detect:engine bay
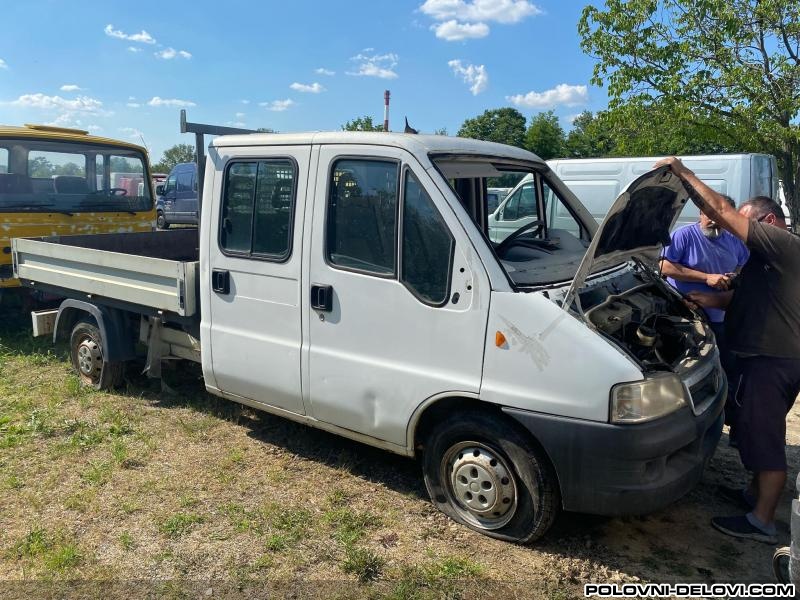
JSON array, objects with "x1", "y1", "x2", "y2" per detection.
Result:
[{"x1": 580, "y1": 272, "x2": 709, "y2": 371}]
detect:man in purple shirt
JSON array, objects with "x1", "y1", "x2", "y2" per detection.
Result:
[{"x1": 660, "y1": 198, "x2": 749, "y2": 426}]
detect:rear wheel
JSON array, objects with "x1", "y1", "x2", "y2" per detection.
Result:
[
  {"x1": 69, "y1": 321, "x2": 123, "y2": 391},
  {"x1": 157, "y1": 211, "x2": 169, "y2": 229},
  {"x1": 422, "y1": 411, "x2": 559, "y2": 544}
]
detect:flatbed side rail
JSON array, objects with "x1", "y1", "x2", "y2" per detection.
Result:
[{"x1": 12, "y1": 237, "x2": 198, "y2": 316}]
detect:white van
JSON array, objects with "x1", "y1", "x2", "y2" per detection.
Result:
[
  {"x1": 490, "y1": 153, "x2": 781, "y2": 242},
  {"x1": 16, "y1": 133, "x2": 725, "y2": 544}
]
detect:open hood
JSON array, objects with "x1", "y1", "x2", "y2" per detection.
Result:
[{"x1": 562, "y1": 166, "x2": 690, "y2": 311}]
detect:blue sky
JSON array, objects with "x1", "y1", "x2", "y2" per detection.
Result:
[{"x1": 0, "y1": 0, "x2": 607, "y2": 162}]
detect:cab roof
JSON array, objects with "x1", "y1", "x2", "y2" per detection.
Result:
[
  {"x1": 0, "y1": 124, "x2": 149, "y2": 154},
  {"x1": 211, "y1": 131, "x2": 545, "y2": 165}
]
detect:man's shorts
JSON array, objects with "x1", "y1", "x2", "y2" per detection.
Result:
[{"x1": 734, "y1": 356, "x2": 800, "y2": 471}]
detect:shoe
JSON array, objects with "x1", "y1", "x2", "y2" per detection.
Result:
[
  {"x1": 717, "y1": 486, "x2": 756, "y2": 511},
  {"x1": 711, "y1": 515, "x2": 777, "y2": 544}
]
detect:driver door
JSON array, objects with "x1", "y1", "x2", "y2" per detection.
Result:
[{"x1": 488, "y1": 180, "x2": 537, "y2": 242}]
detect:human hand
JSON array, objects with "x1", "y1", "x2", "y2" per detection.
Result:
[
  {"x1": 654, "y1": 156, "x2": 691, "y2": 179},
  {"x1": 705, "y1": 273, "x2": 731, "y2": 290}
]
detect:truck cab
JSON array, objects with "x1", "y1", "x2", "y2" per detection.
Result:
[
  {"x1": 15, "y1": 132, "x2": 725, "y2": 544},
  {"x1": 156, "y1": 162, "x2": 198, "y2": 228}
]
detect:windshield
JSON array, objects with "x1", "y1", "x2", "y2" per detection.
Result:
[
  {"x1": 0, "y1": 138, "x2": 152, "y2": 213},
  {"x1": 432, "y1": 156, "x2": 593, "y2": 286}
]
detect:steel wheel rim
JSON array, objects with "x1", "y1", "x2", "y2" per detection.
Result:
[
  {"x1": 441, "y1": 441, "x2": 518, "y2": 530},
  {"x1": 76, "y1": 336, "x2": 103, "y2": 383}
]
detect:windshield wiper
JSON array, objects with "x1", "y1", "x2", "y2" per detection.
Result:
[{"x1": 0, "y1": 203, "x2": 73, "y2": 216}]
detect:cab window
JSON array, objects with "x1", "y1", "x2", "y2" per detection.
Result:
[
  {"x1": 543, "y1": 181, "x2": 583, "y2": 239},
  {"x1": 502, "y1": 182, "x2": 536, "y2": 221},
  {"x1": 326, "y1": 159, "x2": 399, "y2": 276},
  {"x1": 177, "y1": 169, "x2": 193, "y2": 193}
]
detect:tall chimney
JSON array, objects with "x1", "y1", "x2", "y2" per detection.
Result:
[{"x1": 383, "y1": 90, "x2": 390, "y2": 132}]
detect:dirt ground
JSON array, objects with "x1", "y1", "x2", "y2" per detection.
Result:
[{"x1": 0, "y1": 306, "x2": 797, "y2": 599}]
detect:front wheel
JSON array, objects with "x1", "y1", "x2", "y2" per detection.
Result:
[
  {"x1": 156, "y1": 211, "x2": 169, "y2": 229},
  {"x1": 69, "y1": 321, "x2": 124, "y2": 391},
  {"x1": 422, "y1": 411, "x2": 559, "y2": 544},
  {"x1": 773, "y1": 546, "x2": 791, "y2": 583}
]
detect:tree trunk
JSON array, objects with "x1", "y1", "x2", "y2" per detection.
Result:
[{"x1": 776, "y1": 145, "x2": 799, "y2": 228}]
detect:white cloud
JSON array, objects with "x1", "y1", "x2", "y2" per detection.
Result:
[
  {"x1": 260, "y1": 99, "x2": 294, "y2": 112},
  {"x1": 226, "y1": 121, "x2": 247, "y2": 128},
  {"x1": 433, "y1": 20, "x2": 489, "y2": 41},
  {"x1": 420, "y1": 0, "x2": 542, "y2": 24},
  {"x1": 127, "y1": 102, "x2": 141, "y2": 108},
  {"x1": 60, "y1": 84, "x2": 82, "y2": 92},
  {"x1": 9, "y1": 93, "x2": 105, "y2": 114},
  {"x1": 155, "y1": 47, "x2": 192, "y2": 60},
  {"x1": 119, "y1": 126, "x2": 144, "y2": 140},
  {"x1": 147, "y1": 96, "x2": 196, "y2": 107},
  {"x1": 315, "y1": 67, "x2": 335, "y2": 76},
  {"x1": 235, "y1": 112, "x2": 246, "y2": 118},
  {"x1": 0, "y1": 58, "x2": 8, "y2": 70},
  {"x1": 87, "y1": 125, "x2": 102, "y2": 133},
  {"x1": 506, "y1": 84, "x2": 588, "y2": 108},
  {"x1": 104, "y1": 24, "x2": 156, "y2": 44},
  {"x1": 290, "y1": 82, "x2": 325, "y2": 93},
  {"x1": 448, "y1": 60, "x2": 488, "y2": 95},
  {"x1": 347, "y1": 51, "x2": 399, "y2": 79},
  {"x1": 127, "y1": 46, "x2": 141, "y2": 53},
  {"x1": 240, "y1": 99, "x2": 251, "y2": 105}
]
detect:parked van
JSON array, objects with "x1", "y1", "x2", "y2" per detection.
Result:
[
  {"x1": 0, "y1": 124, "x2": 155, "y2": 293},
  {"x1": 16, "y1": 132, "x2": 724, "y2": 544},
  {"x1": 156, "y1": 162, "x2": 198, "y2": 228},
  {"x1": 489, "y1": 153, "x2": 781, "y2": 242}
]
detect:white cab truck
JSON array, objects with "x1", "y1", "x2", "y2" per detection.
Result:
[
  {"x1": 489, "y1": 153, "x2": 783, "y2": 242},
  {"x1": 13, "y1": 132, "x2": 725, "y2": 543}
]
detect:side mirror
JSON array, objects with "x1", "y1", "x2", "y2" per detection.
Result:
[{"x1": 156, "y1": 184, "x2": 165, "y2": 196}]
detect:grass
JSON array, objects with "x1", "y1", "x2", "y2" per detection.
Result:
[
  {"x1": 11, "y1": 527, "x2": 82, "y2": 573},
  {"x1": 342, "y1": 545, "x2": 385, "y2": 583},
  {"x1": 159, "y1": 512, "x2": 205, "y2": 538}
]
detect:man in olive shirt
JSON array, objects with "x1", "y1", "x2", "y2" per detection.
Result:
[{"x1": 656, "y1": 157, "x2": 800, "y2": 544}]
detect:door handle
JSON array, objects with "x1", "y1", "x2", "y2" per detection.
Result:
[
  {"x1": 212, "y1": 269, "x2": 230, "y2": 294},
  {"x1": 310, "y1": 284, "x2": 333, "y2": 312}
]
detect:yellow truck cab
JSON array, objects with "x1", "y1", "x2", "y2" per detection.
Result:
[{"x1": 0, "y1": 124, "x2": 155, "y2": 292}]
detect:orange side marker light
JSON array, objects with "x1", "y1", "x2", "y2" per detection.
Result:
[{"x1": 495, "y1": 331, "x2": 507, "y2": 348}]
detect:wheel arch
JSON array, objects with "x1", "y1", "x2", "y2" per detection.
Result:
[
  {"x1": 54, "y1": 299, "x2": 137, "y2": 362},
  {"x1": 408, "y1": 393, "x2": 564, "y2": 504}
]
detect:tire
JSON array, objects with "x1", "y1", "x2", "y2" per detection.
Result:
[
  {"x1": 157, "y1": 211, "x2": 169, "y2": 229},
  {"x1": 773, "y1": 546, "x2": 791, "y2": 583},
  {"x1": 422, "y1": 410, "x2": 559, "y2": 544},
  {"x1": 69, "y1": 320, "x2": 124, "y2": 391}
]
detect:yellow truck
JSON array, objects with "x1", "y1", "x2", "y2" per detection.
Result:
[{"x1": 0, "y1": 124, "x2": 156, "y2": 297}]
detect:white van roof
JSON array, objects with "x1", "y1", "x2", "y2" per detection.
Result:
[{"x1": 212, "y1": 132, "x2": 546, "y2": 165}]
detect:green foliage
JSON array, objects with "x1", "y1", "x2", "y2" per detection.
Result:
[
  {"x1": 341, "y1": 116, "x2": 384, "y2": 132},
  {"x1": 152, "y1": 144, "x2": 195, "y2": 173},
  {"x1": 579, "y1": 0, "x2": 800, "y2": 222},
  {"x1": 342, "y1": 545, "x2": 384, "y2": 583},
  {"x1": 457, "y1": 108, "x2": 527, "y2": 149},
  {"x1": 159, "y1": 512, "x2": 204, "y2": 537},
  {"x1": 524, "y1": 110, "x2": 565, "y2": 160}
]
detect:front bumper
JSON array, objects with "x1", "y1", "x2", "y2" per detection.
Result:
[{"x1": 503, "y1": 376, "x2": 725, "y2": 515}]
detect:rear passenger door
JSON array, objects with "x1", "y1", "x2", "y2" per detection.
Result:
[
  {"x1": 206, "y1": 146, "x2": 310, "y2": 415},
  {"x1": 304, "y1": 145, "x2": 487, "y2": 446}
]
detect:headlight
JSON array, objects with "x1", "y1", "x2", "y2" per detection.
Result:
[{"x1": 610, "y1": 373, "x2": 688, "y2": 424}]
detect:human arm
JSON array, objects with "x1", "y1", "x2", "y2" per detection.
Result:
[
  {"x1": 686, "y1": 290, "x2": 734, "y2": 309},
  {"x1": 654, "y1": 157, "x2": 751, "y2": 242},
  {"x1": 659, "y1": 259, "x2": 731, "y2": 289}
]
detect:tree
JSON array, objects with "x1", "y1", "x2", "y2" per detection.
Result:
[
  {"x1": 524, "y1": 111, "x2": 565, "y2": 160},
  {"x1": 579, "y1": 0, "x2": 800, "y2": 223},
  {"x1": 152, "y1": 144, "x2": 195, "y2": 173},
  {"x1": 457, "y1": 108, "x2": 527, "y2": 149},
  {"x1": 341, "y1": 116, "x2": 384, "y2": 132}
]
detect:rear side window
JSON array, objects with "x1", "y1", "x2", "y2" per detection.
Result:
[
  {"x1": 176, "y1": 169, "x2": 193, "y2": 193},
  {"x1": 0, "y1": 148, "x2": 7, "y2": 173},
  {"x1": 401, "y1": 170, "x2": 454, "y2": 305},
  {"x1": 327, "y1": 159, "x2": 398, "y2": 275},
  {"x1": 220, "y1": 159, "x2": 296, "y2": 260}
]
